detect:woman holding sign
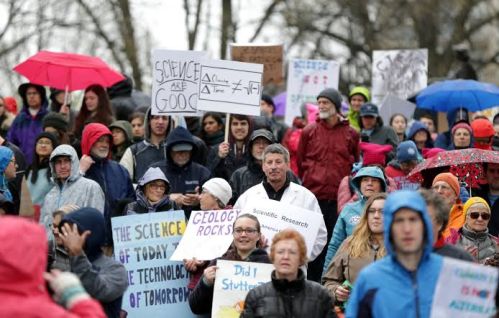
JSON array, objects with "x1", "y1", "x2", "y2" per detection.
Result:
[
  {"x1": 188, "y1": 214, "x2": 270, "y2": 315},
  {"x1": 207, "y1": 115, "x2": 253, "y2": 181},
  {"x1": 322, "y1": 193, "x2": 387, "y2": 313},
  {"x1": 241, "y1": 229, "x2": 336, "y2": 318}
]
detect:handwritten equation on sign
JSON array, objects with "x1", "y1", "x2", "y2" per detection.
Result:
[
  {"x1": 197, "y1": 60, "x2": 263, "y2": 116},
  {"x1": 151, "y1": 49, "x2": 206, "y2": 115}
]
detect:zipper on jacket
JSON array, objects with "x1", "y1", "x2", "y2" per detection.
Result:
[{"x1": 411, "y1": 271, "x2": 420, "y2": 318}]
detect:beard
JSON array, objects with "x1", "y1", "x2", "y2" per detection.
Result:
[
  {"x1": 319, "y1": 108, "x2": 336, "y2": 119},
  {"x1": 91, "y1": 148, "x2": 109, "y2": 158}
]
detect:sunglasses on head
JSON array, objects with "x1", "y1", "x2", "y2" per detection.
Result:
[{"x1": 469, "y1": 212, "x2": 490, "y2": 220}]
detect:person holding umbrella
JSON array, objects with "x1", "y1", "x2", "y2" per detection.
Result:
[{"x1": 8, "y1": 83, "x2": 49, "y2": 164}]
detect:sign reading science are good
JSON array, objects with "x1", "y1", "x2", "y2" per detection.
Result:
[
  {"x1": 242, "y1": 199, "x2": 322, "y2": 258},
  {"x1": 170, "y1": 209, "x2": 241, "y2": 261},
  {"x1": 430, "y1": 257, "x2": 498, "y2": 318},
  {"x1": 197, "y1": 59, "x2": 263, "y2": 116},
  {"x1": 151, "y1": 49, "x2": 207, "y2": 116},
  {"x1": 111, "y1": 210, "x2": 193, "y2": 318}
]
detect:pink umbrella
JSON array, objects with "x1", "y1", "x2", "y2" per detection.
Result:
[{"x1": 13, "y1": 50, "x2": 124, "y2": 91}]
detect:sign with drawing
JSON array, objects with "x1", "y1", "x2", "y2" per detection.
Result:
[
  {"x1": 372, "y1": 49, "x2": 428, "y2": 105},
  {"x1": 197, "y1": 59, "x2": 264, "y2": 116},
  {"x1": 285, "y1": 58, "x2": 340, "y2": 125},
  {"x1": 151, "y1": 49, "x2": 207, "y2": 116}
]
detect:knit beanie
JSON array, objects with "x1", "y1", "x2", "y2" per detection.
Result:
[
  {"x1": 451, "y1": 122, "x2": 473, "y2": 136},
  {"x1": 463, "y1": 197, "x2": 490, "y2": 216},
  {"x1": 422, "y1": 147, "x2": 445, "y2": 159},
  {"x1": 202, "y1": 178, "x2": 232, "y2": 206},
  {"x1": 471, "y1": 119, "x2": 494, "y2": 138},
  {"x1": 360, "y1": 142, "x2": 393, "y2": 166},
  {"x1": 43, "y1": 112, "x2": 69, "y2": 132},
  {"x1": 317, "y1": 88, "x2": 342, "y2": 112},
  {"x1": 36, "y1": 131, "x2": 60, "y2": 148},
  {"x1": 396, "y1": 141, "x2": 418, "y2": 162},
  {"x1": 261, "y1": 94, "x2": 275, "y2": 112},
  {"x1": 432, "y1": 172, "x2": 460, "y2": 197}
]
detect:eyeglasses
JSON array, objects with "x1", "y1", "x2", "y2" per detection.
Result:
[
  {"x1": 469, "y1": 212, "x2": 491, "y2": 220},
  {"x1": 233, "y1": 228, "x2": 258, "y2": 235},
  {"x1": 367, "y1": 208, "x2": 383, "y2": 215},
  {"x1": 37, "y1": 140, "x2": 53, "y2": 145},
  {"x1": 148, "y1": 183, "x2": 166, "y2": 191}
]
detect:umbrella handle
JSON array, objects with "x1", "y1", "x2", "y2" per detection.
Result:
[{"x1": 63, "y1": 85, "x2": 69, "y2": 106}]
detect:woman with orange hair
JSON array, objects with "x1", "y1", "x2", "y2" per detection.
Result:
[{"x1": 241, "y1": 229, "x2": 336, "y2": 318}]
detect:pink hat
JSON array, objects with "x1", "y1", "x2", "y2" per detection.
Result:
[
  {"x1": 451, "y1": 122, "x2": 473, "y2": 135},
  {"x1": 360, "y1": 142, "x2": 393, "y2": 166},
  {"x1": 422, "y1": 147, "x2": 445, "y2": 159}
]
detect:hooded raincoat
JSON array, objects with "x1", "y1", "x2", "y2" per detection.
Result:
[
  {"x1": 40, "y1": 145, "x2": 105, "y2": 235},
  {"x1": 346, "y1": 191, "x2": 443, "y2": 318},
  {"x1": 0, "y1": 216, "x2": 105, "y2": 318},
  {"x1": 0, "y1": 146, "x2": 14, "y2": 202},
  {"x1": 61, "y1": 208, "x2": 128, "y2": 318},
  {"x1": 323, "y1": 166, "x2": 387, "y2": 273}
]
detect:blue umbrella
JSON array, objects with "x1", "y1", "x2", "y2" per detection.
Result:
[{"x1": 416, "y1": 79, "x2": 499, "y2": 112}]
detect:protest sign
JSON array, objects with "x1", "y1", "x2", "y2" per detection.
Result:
[
  {"x1": 242, "y1": 199, "x2": 322, "y2": 258},
  {"x1": 197, "y1": 59, "x2": 263, "y2": 116},
  {"x1": 378, "y1": 93, "x2": 416, "y2": 125},
  {"x1": 430, "y1": 257, "x2": 498, "y2": 318},
  {"x1": 285, "y1": 58, "x2": 340, "y2": 125},
  {"x1": 212, "y1": 260, "x2": 274, "y2": 318},
  {"x1": 372, "y1": 49, "x2": 428, "y2": 105},
  {"x1": 230, "y1": 43, "x2": 283, "y2": 85},
  {"x1": 151, "y1": 49, "x2": 206, "y2": 116},
  {"x1": 112, "y1": 210, "x2": 194, "y2": 318},
  {"x1": 170, "y1": 209, "x2": 241, "y2": 261}
]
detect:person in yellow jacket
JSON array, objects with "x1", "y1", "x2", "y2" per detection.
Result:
[{"x1": 346, "y1": 86, "x2": 370, "y2": 132}]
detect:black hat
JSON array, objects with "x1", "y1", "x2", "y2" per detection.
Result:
[
  {"x1": 42, "y1": 112, "x2": 69, "y2": 132},
  {"x1": 261, "y1": 94, "x2": 275, "y2": 111},
  {"x1": 250, "y1": 129, "x2": 274, "y2": 144},
  {"x1": 36, "y1": 131, "x2": 60, "y2": 148},
  {"x1": 360, "y1": 103, "x2": 379, "y2": 117},
  {"x1": 317, "y1": 88, "x2": 342, "y2": 112}
]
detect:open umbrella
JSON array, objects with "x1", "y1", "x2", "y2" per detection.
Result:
[
  {"x1": 416, "y1": 79, "x2": 499, "y2": 112},
  {"x1": 13, "y1": 50, "x2": 124, "y2": 92},
  {"x1": 407, "y1": 149, "x2": 499, "y2": 188}
]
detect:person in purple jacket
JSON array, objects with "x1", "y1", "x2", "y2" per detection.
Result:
[{"x1": 8, "y1": 83, "x2": 49, "y2": 164}]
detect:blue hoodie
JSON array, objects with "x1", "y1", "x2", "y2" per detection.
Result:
[
  {"x1": 346, "y1": 191, "x2": 443, "y2": 318},
  {"x1": 322, "y1": 166, "x2": 387, "y2": 274},
  {"x1": 408, "y1": 121, "x2": 434, "y2": 156},
  {"x1": 0, "y1": 146, "x2": 13, "y2": 202}
]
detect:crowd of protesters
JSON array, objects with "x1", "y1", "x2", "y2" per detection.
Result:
[{"x1": 0, "y1": 77, "x2": 498, "y2": 318}]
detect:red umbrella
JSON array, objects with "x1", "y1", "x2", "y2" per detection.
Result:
[
  {"x1": 13, "y1": 50, "x2": 124, "y2": 91},
  {"x1": 407, "y1": 149, "x2": 499, "y2": 188}
]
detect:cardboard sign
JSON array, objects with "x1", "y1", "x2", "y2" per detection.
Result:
[
  {"x1": 170, "y1": 209, "x2": 242, "y2": 261},
  {"x1": 430, "y1": 257, "x2": 498, "y2": 318},
  {"x1": 285, "y1": 58, "x2": 340, "y2": 125},
  {"x1": 230, "y1": 44, "x2": 283, "y2": 85},
  {"x1": 151, "y1": 49, "x2": 206, "y2": 116},
  {"x1": 197, "y1": 59, "x2": 263, "y2": 116},
  {"x1": 212, "y1": 260, "x2": 274, "y2": 318},
  {"x1": 242, "y1": 199, "x2": 322, "y2": 258},
  {"x1": 111, "y1": 211, "x2": 194, "y2": 318},
  {"x1": 372, "y1": 49, "x2": 428, "y2": 105}
]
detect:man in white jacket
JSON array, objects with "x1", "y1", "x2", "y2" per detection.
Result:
[{"x1": 234, "y1": 143, "x2": 327, "y2": 281}]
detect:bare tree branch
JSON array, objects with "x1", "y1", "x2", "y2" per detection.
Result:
[{"x1": 249, "y1": 0, "x2": 283, "y2": 42}]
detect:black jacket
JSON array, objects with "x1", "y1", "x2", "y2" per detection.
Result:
[
  {"x1": 241, "y1": 269, "x2": 337, "y2": 318},
  {"x1": 188, "y1": 248, "x2": 270, "y2": 315},
  {"x1": 207, "y1": 142, "x2": 250, "y2": 181},
  {"x1": 475, "y1": 184, "x2": 499, "y2": 236},
  {"x1": 433, "y1": 244, "x2": 474, "y2": 261}
]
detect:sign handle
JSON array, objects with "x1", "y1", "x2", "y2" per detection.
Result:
[{"x1": 224, "y1": 113, "x2": 231, "y2": 143}]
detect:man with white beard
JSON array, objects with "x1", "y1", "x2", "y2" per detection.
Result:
[
  {"x1": 79, "y1": 123, "x2": 135, "y2": 247},
  {"x1": 297, "y1": 88, "x2": 360, "y2": 282}
]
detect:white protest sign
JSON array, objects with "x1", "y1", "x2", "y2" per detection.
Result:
[
  {"x1": 151, "y1": 49, "x2": 206, "y2": 116},
  {"x1": 430, "y1": 257, "x2": 498, "y2": 318},
  {"x1": 197, "y1": 59, "x2": 263, "y2": 116},
  {"x1": 242, "y1": 199, "x2": 322, "y2": 258},
  {"x1": 170, "y1": 209, "x2": 241, "y2": 261},
  {"x1": 111, "y1": 210, "x2": 195, "y2": 318},
  {"x1": 212, "y1": 260, "x2": 273, "y2": 318},
  {"x1": 372, "y1": 49, "x2": 428, "y2": 105},
  {"x1": 285, "y1": 58, "x2": 340, "y2": 126}
]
